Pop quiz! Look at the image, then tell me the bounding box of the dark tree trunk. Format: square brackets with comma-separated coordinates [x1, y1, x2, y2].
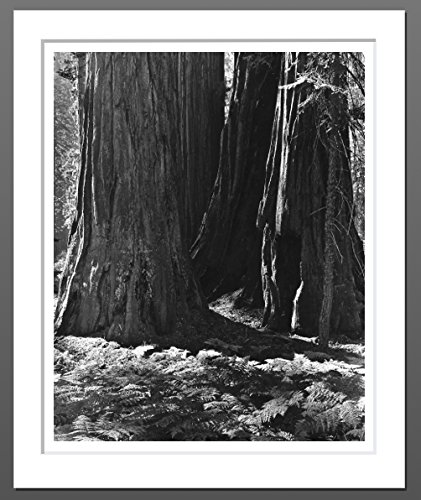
[257, 52, 364, 340]
[257, 53, 302, 331]
[191, 53, 282, 305]
[55, 53, 222, 346]
[318, 54, 345, 348]
[177, 53, 225, 244]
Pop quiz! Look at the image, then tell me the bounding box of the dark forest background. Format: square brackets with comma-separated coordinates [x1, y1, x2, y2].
[54, 52, 366, 442]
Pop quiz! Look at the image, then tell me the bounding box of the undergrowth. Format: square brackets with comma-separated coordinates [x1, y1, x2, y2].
[54, 334, 365, 442]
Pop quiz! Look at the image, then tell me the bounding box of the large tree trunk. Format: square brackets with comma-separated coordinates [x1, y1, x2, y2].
[257, 52, 364, 340]
[191, 53, 282, 305]
[55, 53, 222, 345]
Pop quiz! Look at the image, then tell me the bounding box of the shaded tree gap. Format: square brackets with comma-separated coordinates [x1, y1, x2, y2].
[191, 53, 282, 306]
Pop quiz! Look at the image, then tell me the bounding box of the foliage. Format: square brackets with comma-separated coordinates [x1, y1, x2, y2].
[224, 52, 234, 120]
[297, 52, 365, 243]
[56, 53, 79, 82]
[55, 336, 364, 442]
[54, 53, 80, 247]
[294, 382, 364, 440]
[345, 53, 365, 243]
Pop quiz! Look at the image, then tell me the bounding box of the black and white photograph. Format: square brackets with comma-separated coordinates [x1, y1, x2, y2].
[11, 7, 407, 489]
[53, 50, 366, 443]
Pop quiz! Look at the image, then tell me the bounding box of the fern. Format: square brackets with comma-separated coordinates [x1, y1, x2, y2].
[255, 391, 305, 424]
[55, 335, 365, 441]
[295, 384, 364, 440]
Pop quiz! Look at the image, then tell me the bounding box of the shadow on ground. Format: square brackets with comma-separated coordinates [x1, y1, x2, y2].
[54, 292, 365, 442]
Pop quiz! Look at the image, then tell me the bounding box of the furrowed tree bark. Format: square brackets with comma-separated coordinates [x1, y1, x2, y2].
[191, 53, 282, 305]
[54, 53, 222, 345]
[318, 116, 338, 347]
[318, 54, 344, 348]
[257, 52, 364, 339]
[257, 53, 304, 332]
[177, 53, 224, 244]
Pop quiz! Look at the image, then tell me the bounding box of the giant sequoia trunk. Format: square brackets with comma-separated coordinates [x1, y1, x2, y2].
[257, 52, 364, 339]
[55, 53, 223, 345]
[191, 53, 282, 305]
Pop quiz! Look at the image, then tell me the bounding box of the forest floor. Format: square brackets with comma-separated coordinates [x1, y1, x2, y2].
[54, 292, 365, 441]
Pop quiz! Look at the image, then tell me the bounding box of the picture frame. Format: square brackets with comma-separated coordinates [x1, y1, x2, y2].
[13, 9, 405, 489]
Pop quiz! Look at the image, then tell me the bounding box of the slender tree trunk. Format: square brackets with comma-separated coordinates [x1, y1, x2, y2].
[318, 120, 338, 348]
[318, 54, 343, 348]
[191, 53, 282, 305]
[55, 53, 222, 345]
